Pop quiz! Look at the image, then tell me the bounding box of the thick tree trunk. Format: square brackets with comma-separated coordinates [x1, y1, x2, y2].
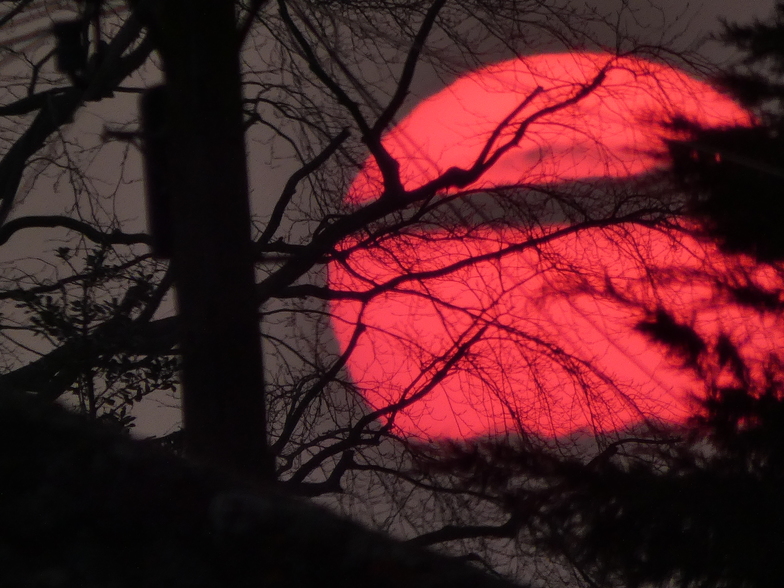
[150, 1, 273, 481]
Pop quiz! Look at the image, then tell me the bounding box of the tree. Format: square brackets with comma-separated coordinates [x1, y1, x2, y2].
[413, 4, 784, 588]
[135, 0, 275, 481]
[0, 388, 524, 587]
[0, 0, 769, 584]
[669, 4, 784, 262]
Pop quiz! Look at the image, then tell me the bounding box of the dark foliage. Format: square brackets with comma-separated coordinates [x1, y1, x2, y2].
[668, 3, 784, 262]
[0, 392, 521, 588]
[725, 283, 784, 311]
[496, 7, 784, 585]
[10, 246, 178, 427]
[635, 308, 706, 368]
[411, 9, 784, 585]
[668, 121, 784, 261]
[414, 367, 784, 588]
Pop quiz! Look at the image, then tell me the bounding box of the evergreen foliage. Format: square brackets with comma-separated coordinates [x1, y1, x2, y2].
[445, 5, 784, 586]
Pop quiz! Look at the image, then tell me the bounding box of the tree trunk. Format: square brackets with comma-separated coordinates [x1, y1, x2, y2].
[150, 0, 273, 481]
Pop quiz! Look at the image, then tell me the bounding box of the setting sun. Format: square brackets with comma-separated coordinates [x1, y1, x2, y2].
[330, 53, 767, 440]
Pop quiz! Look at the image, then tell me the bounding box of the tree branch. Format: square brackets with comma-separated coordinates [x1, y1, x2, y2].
[0, 89, 68, 117]
[283, 450, 355, 497]
[372, 0, 447, 136]
[0, 8, 153, 227]
[271, 319, 366, 453]
[408, 66, 610, 196]
[256, 128, 350, 247]
[0, 0, 35, 29]
[238, 0, 271, 45]
[0, 215, 152, 247]
[0, 254, 154, 301]
[277, 0, 371, 135]
[0, 316, 178, 401]
[407, 517, 521, 547]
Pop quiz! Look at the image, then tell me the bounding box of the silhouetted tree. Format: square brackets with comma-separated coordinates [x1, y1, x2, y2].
[669, 2, 784, 262]
[403, 5, 784, 587]
[412, 372, 784, 587]
[0, 1, 771, 585]
[0, 389, 523, 588]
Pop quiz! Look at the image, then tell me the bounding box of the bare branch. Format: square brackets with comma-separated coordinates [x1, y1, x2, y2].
[409, 66, 610, 196]
[0, 89, 68, 117]
[238, 0, 272, 45]
[0, 10, 152, 227]
[372, 0, 448, 136]
[407, 517, 521, 547]
[256, 128, 350, 247]
[0, 215, 152, 247]
[277, 0, 371, 136]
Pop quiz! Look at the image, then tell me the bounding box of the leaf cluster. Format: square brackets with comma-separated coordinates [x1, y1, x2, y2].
[9, 246, 177, 429]
[669, 2, 784, 261]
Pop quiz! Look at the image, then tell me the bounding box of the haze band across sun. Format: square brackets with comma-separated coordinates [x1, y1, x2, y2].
[329, 52, 775, 440]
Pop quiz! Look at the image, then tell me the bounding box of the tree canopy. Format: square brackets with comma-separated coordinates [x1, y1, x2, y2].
[2, 0, 782, 586]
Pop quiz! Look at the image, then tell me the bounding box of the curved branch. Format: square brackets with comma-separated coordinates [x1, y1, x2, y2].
[368, 0, 448, 194]
[407, 517, 521, 547]
[409, 66, 609, 196]
[0, 215, 152, 247]
[276, 0, 404, 196]
[0, 316, 178, 401]
[372, 0, 447, 136]
[277, 0, 370, 135]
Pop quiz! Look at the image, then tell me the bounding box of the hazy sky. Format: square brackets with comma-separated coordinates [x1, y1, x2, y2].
[133, 0, 784, 438]
[8, 0, 771, 439]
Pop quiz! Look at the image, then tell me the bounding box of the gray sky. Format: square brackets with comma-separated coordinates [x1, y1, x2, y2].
[1, 0, 779, 438]
[139, 0, 784, 438]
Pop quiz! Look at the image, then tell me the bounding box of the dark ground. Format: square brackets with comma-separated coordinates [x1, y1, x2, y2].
[0, 391, 521, 588]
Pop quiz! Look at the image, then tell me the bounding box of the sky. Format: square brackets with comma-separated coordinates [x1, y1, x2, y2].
[0, 0, 780, 439]
[132, 0, 784, 439]
[2, 4, 783, 584]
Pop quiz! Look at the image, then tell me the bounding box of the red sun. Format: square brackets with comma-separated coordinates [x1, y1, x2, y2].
[330, 53, 777, 440]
